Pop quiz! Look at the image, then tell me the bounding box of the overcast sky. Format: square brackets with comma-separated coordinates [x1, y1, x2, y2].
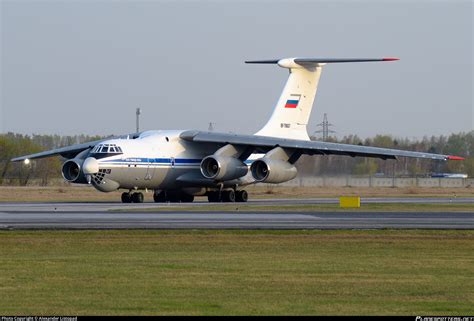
[1, 0, 472, 139]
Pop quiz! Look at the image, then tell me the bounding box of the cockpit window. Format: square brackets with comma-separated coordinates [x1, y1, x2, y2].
[91, 143, 123, 156]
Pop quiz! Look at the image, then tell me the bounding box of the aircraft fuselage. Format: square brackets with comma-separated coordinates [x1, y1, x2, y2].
[85, 130, 254, 194]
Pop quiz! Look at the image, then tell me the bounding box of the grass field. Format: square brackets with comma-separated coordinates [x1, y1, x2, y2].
[0, 185, 473, 202]
[0, 230, 473, 315]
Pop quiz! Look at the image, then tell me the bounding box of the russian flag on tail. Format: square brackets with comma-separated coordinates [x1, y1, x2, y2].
[285, 95, 301, 108]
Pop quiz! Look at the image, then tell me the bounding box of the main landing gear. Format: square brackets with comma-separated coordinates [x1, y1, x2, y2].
[207, 190, 248, 203]
[153, 190, 195, 203]
[121, 191, 144, 203]
[121, 189, 248, 203]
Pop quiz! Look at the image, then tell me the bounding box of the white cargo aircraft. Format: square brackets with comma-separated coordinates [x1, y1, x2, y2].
[12, 57, 464, 203]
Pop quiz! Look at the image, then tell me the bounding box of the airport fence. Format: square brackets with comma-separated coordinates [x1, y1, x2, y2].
[1, 177, 473, 189]
[265, 176, 474, 188]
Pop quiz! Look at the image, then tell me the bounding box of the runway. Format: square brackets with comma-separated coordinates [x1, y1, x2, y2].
[0, 211, 472, 230]
[0, 198, 473, 230]
[0, 196, 473, 212]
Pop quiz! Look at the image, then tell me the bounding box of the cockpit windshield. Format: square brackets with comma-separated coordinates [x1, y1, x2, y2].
[91, 144, 123, 155]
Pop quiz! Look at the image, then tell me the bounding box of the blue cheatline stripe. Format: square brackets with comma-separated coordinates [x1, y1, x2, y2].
[101, 158, 202, 164]
[100, 158, 255, 166]
[175, 159, 201, 164]
[286, 99, 299, 104]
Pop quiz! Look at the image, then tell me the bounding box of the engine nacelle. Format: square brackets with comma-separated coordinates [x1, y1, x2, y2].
[61, 159, 87, 183]
[200, 155, 248, 181]
[250, 158, 297, 184]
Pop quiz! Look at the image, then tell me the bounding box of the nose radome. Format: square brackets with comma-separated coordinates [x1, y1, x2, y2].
[83, 157, 99, 175]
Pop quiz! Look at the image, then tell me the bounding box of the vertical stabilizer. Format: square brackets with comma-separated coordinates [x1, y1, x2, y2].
[246, 57, 398, 141]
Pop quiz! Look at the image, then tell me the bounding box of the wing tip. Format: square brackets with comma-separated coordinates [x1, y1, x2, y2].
[383, 57, 400, 61]
[245, 60, 279, 64]
[447, 155, 465, 161]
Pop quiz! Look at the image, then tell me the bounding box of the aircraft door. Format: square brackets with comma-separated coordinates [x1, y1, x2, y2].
[145, 158, 155, 181]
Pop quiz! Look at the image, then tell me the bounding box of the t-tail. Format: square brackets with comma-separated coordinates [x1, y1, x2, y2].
[247, 57, 399, 140]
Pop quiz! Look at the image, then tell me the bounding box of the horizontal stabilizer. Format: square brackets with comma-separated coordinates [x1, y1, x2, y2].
[246, 57, 399, 65]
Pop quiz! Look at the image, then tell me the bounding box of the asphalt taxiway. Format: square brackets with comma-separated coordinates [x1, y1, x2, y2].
[0, 197, 472, 230]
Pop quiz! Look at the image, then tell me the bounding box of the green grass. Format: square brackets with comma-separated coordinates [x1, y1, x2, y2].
[121, 203, 474, 213]
[0, 230, 473, 315]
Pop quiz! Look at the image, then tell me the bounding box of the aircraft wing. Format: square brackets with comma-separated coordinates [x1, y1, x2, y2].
[10, 132, 143, 162]
[10, 139, 105, 162]
[180, 130, 464, 161]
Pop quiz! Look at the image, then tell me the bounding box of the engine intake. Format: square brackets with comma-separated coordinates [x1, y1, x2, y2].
[62, 159, 86, 183]
[250, 158, 297, 184]
[200, 155, 248, 181]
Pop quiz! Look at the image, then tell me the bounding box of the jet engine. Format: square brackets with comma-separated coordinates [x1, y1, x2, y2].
[200, 155, 248, 181]
[61, 158, 88, 183]
[250, 158, 297, 184]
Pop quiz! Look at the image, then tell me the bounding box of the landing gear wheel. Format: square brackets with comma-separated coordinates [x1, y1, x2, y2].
[207, 191, 221, 203]
[223, 190, 236, 202]
[121, 192, 132, 203]
[153, 191, 166, 203]
[180, 194, 195, 203]
[131, 192, 144, 203]
[167, 192, 181, 203]
[236, 190, 248, 202]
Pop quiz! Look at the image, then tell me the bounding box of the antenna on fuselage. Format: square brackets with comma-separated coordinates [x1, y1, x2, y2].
[136, 107, 141, 133]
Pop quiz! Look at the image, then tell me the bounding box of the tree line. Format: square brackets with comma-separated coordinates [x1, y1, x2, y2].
[0, 133, 104, 185]
[299, 131, 474, 178]
[0, 131, 472, 185]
